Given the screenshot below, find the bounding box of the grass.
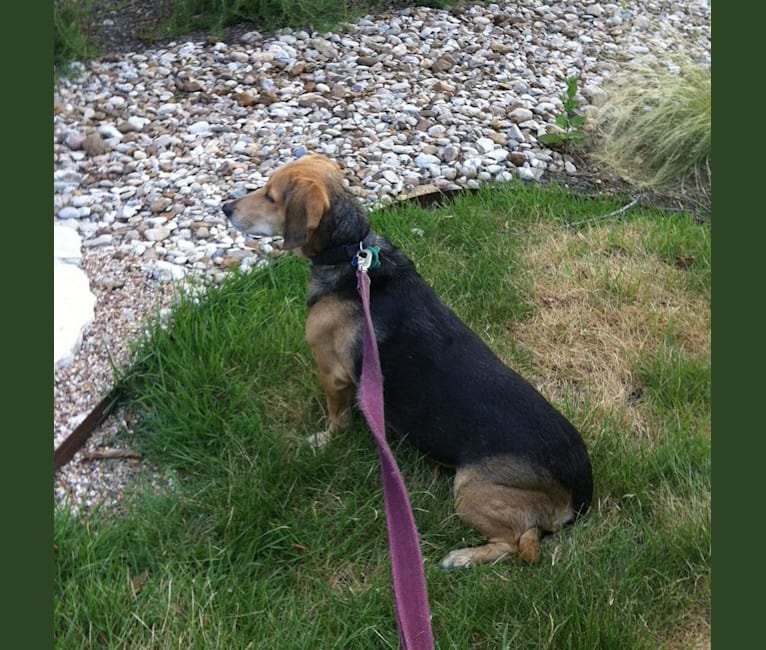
[54,0,102,70]
[587,59,712,195]
[151,0,358,42]
[54,181,710,649]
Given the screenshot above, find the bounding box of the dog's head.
[222,154,344,253]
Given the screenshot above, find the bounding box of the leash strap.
[356,267,435,650]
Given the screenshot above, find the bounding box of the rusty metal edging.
[54,388,121,470]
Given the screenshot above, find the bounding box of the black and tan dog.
[223,154,593,568]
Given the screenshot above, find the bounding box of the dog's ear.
[283,179,330,250]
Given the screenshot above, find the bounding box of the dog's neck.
[303,188,373,264]
[310,230,377,267]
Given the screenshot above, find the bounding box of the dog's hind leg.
[439,465,572,569]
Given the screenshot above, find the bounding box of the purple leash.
[355,255,435,650]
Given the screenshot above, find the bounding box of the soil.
[83,0,257,55]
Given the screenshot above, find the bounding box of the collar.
[310,230,377,267]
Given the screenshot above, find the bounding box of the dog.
[223,154,593,568]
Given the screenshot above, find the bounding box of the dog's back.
[366,239,593,518]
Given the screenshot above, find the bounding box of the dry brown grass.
[512,219,711,648]
[665,602,711,650]
[510,221,710,439]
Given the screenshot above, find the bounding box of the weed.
[538,76,587,154]
[54,0,100,72]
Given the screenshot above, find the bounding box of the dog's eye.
[265,192,275,203]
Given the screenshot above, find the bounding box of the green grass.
[162,0,387,36]
[151,0,356,42]
[54,0,102,71]
[54,182,710,649]
[161,0,458,37]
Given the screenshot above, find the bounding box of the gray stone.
[509,108,534,123]
[65,131,86,150]
[310,37,338,58]
[585,5,604,18]
[441,145,459,163]
[83,234,114,248]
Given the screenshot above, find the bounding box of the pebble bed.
[53,0,710,513]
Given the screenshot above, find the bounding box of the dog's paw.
[306,430,332,451]
[439,541,515,569]
[439,549,476,570]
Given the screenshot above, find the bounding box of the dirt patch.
[76,0,259,56]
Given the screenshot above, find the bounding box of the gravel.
[53,0,711,515]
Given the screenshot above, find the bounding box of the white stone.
[145,226,172,242]
[476,138,496,154]
[58,206,81,220]
[127,115,149,130]
[54,225,83,264]
[106,95,126,109]
[98,124,124,141]
[487,149,509,162]
[83,234,114,248]
[54,170,84,193]
[188,120,211,134]
[585,5,604,18]
[70,195,93,208]
[381,169,399,183]
[151,261,187,283]
[518,166,544,182]
[427,125,447,137]
[54,260,96,370]
[157,103,178,116]
[414,153,440,167]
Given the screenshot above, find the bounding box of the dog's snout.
[222,201,235,219]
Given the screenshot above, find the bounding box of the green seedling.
[539,76,587,153]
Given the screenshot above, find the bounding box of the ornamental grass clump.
[588,60,711,193]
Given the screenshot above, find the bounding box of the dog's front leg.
[306,299,359,449]
[303,355,355,450]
